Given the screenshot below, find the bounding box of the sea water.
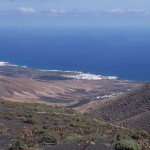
[0,26,150,81]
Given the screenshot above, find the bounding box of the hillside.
[0,99,149,150]
[0,65,149,150]
[83,83,150,131]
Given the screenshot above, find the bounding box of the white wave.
[21,66,28,68]
[38,69,63,72]
[0,61,18,67]
[0,61,29,68]
[38,69,82,73]
[0,61,10,66]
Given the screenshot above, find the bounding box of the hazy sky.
[0,0,150,27]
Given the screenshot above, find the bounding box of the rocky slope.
[83,83,150,131]
[0,99,149,150]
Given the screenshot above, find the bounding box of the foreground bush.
[115,139,142,150]
[9,141,28,150]
[39,132,58,145]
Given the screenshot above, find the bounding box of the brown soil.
[0,66,140,108]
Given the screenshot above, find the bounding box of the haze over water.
[0,26,150,81]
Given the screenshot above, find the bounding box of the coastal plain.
[0,65,140,107]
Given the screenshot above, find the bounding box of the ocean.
[0,26,150,81]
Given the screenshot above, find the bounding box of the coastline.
[0,60,142,108]
[0,61,118,81]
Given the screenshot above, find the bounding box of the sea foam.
[0,61,9,66]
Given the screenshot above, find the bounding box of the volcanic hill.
[79,83,150,131]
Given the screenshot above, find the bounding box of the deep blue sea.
[0,26,150,81]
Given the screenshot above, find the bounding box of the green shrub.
[9,140,28,150]
[115,139,142,150]
[66,134,84,142]
[138,130,149,138]
[22,117,36,124]
[131,134,140,140]
[39,132,58,145]
[113,133,128,142]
